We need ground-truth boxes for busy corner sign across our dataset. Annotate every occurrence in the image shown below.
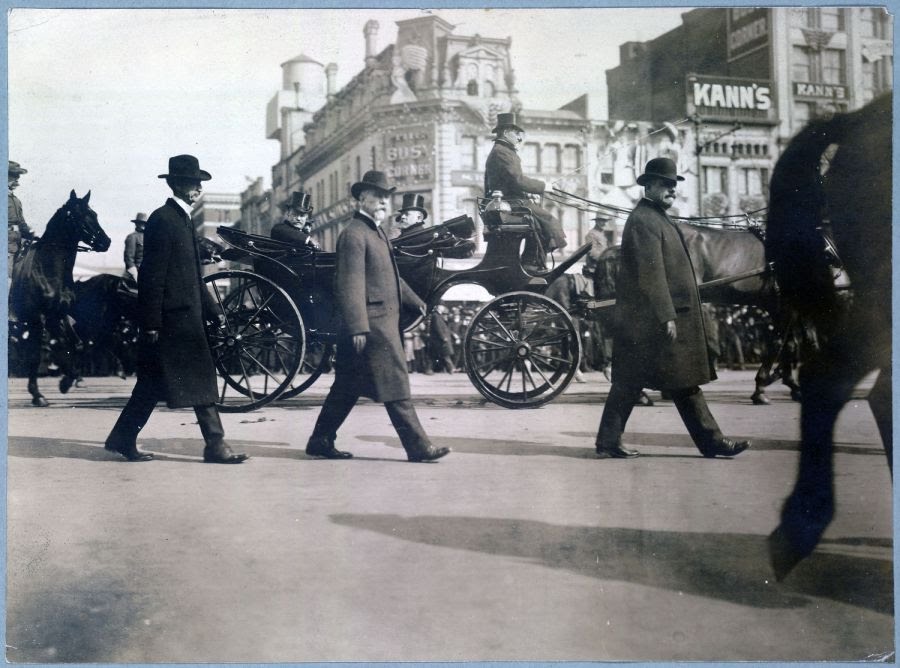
[727,8,770,62]
[687,74,775,124]
[383,125,434,186]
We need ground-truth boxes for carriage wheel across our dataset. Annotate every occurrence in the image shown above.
[277,339,335,399]
[464,291,580,409]
[204,270,305,412]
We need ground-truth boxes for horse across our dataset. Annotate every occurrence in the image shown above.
[8,190,111,406]
[576,226,802,404]
[765,94,891,581]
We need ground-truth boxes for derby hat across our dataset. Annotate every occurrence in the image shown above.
[289,191,313,213]
[157,154,212,181]
[131,212,149,224]
[8,161,27,176]
[395,193,428,221]
[351,170,396,200]
[492,112,524,134]
[636,157,684,187]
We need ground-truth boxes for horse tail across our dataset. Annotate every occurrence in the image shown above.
[765,102,877,314]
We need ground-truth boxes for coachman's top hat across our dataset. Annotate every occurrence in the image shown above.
[351,170,396,200]
[636,157,684,187]
[395,193,428,221]
[131,212,148,224]
[492,112,524,134]
[8,161,27,176]
[289,191,313,213]
[157,154,212,181]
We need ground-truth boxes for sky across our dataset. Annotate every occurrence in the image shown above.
[8,7,686,271]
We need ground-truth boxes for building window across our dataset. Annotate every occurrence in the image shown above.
[484,81,496,97]
[460,135,478,170]
[542,144,560,174]
[521,142,540,173]
[793,101,813,126]
[370,146,376,170]
[562,145,581,173]
[861,58,892,103]
[791,8,844,31]
[600,172,613,185]
[702,166,728,194]
[738,167,769,197]
[355,156,361,182]
[793,46,846,85]
[467,80,479,96]
[821,48,845,85]
[792,46,811,82]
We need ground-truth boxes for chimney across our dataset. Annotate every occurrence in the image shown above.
[364,20,379,68]
[325,63,338,100]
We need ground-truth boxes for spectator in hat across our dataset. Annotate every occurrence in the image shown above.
[582,212,613,279]
[123,212,147,282]
[105,154,247,464]
[8,160,36,276]
[389,192,428,240]
[271,190,319,249]
[304,170,450,462]
[595,157,750,460]
[484,112,567,266]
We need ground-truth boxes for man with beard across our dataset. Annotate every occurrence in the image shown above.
[304,170,450,462]
[594,158,750,460]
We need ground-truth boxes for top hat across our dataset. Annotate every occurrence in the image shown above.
[395,193,428,221]
[351,170,396,200]
[157,154,212,181]
[492,112,524,134]
[8,161,27,176]
[131,212,148,224]
[289,191,313,213]
[636,157,684,187]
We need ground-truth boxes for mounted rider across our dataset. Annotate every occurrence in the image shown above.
[484,112,567,261]
[8,160,36,277]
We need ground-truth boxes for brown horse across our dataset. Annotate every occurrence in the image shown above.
[8,191,110,405]
[765,94,892,580]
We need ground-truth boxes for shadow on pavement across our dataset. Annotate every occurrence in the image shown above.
[329,513,893,615]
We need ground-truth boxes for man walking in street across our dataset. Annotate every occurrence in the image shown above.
[305,170,450,462]
[595,157,750,459]
[105,154,247,464]
[123,212,146,282]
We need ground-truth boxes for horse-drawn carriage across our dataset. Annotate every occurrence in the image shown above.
[203,205,592,412]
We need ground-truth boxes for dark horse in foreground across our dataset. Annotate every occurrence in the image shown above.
[8,191,111,405]
[765,94,892,580]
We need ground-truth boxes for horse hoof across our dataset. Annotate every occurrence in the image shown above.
[751,392,770,405]
[768,526,805,582]
[790,390,802,402]
[31,396,49,407]
[59,376,74,394]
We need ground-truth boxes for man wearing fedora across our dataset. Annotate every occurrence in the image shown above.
[594,157,751,460]
[123,212,147,282]
[8,160,36,277]
[271,190,319,249]
[305,170,450,463]
[582,212,613,280]
[484,112,567,261]
[105,154,247,464]
[389,192,428,240]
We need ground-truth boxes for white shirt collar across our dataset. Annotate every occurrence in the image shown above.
[357,208,380,228]
[172,196,194,219]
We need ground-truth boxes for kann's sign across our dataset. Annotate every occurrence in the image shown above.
[793,82,848,100]
[687,75,775,123]
[727,8,770,62]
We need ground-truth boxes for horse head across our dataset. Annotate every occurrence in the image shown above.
[44,190,111,253]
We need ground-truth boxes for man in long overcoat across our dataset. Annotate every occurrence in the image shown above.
[105,154,247,464]
[304,170,450,462]
[595,157,751,459]
[484,112,567,256]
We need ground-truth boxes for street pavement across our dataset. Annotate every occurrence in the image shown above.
[5,369,894,663]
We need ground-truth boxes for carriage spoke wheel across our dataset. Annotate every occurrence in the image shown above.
[464,291,580,408]
[277,338,335,399]
[204,270,305,412]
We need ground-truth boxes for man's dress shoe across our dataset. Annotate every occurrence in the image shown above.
[701,438,751,458]
[105,440,154,462]
[306,443,353,459]
[203,442,249,464]
[408,445,451,462]
[595,444,640,459]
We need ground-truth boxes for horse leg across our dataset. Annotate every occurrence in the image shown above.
[49,316,82,394]
[768,351,869,580]
[868,366,892,475]
[23,319,49,407]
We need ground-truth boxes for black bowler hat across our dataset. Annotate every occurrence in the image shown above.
[289,191,313,213]
[351,170,396,200]
[157,154,212,181]
[636,157,684,187]
[492,112,524,134]
[395,193,428,222]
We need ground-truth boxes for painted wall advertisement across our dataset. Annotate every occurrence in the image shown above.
[383,125,434,185]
